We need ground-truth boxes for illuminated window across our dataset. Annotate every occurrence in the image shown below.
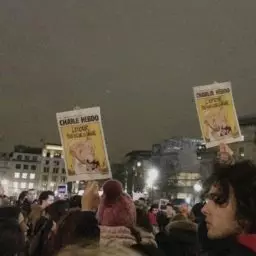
[60,176,66,183]
[22,173,28,179]
[54,153,61,158]
[20,182,26,189]
[28,183,34,189]
[30,173,35,180]
[14,172,20,178]
[13,182,18,188]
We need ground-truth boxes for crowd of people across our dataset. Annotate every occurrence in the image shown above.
[0,145,256,256]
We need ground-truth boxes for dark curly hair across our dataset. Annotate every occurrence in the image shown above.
[204,160,256,233]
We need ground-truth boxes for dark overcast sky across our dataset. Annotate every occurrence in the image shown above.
[1,0,256,161]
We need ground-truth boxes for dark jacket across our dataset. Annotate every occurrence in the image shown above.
[198,221,256,256]
[156,219,198,256]
[199,236,256,256]
[20,199,32,219]
[156,211,170,232]
[39,210,100,256]
[0,206,20,220]
[132,244,166,256]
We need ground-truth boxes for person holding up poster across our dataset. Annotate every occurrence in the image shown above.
[56,107,111,182]
[193,82,243,148]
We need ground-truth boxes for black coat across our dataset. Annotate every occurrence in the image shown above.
[0,206,20,220]
[156,220,198,256]
[198,221,256,256]
[199,238,256,256]
[131,244,166,256]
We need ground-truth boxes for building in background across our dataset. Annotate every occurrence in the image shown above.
[234,115,256,162]
[6,145,42,196]
[196,143,217,182]
[39,144,66,192]
[197,115,256,183]
[111,163,126,187]
[0,144,67,196]
[124,150,153,195]
[2,115,256,198]
[152,137,203,201]
[0,153,11,195]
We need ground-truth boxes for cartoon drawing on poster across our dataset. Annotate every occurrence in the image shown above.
[193,82,243,148]
[56,107,111,181]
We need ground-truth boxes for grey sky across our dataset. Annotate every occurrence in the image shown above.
[1,0,256,160]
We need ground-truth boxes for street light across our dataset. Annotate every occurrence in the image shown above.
[1,179,8,186]
[146,168,158,202]
[146,168,158,187]
[186,197,191,204]
[193,182,202,193]
[136,161,142,167]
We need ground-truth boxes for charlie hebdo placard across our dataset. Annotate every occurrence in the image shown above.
[193,82,243,148]
[56,107,111,182]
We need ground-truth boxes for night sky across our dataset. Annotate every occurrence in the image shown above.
[1,1,256,161]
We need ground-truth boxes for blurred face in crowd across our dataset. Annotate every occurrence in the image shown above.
[179,203,189,217]
[138,198,146,205]
[166,205,175,218]
[151,208,158,215]
[202,185,240,239]
[27,190,36,203]
[42,195,54,209]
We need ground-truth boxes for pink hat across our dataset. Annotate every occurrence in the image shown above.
[97,180,136,228]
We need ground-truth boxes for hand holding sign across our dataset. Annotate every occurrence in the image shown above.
[193,82,243,148]
[82,181,100,212]
[56,107,111,182]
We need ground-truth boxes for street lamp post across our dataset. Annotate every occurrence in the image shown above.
[193,181,202,203]
[146,168,158,202]
[193,182,202,193]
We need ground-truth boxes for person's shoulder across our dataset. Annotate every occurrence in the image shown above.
[230,243,256,256]
[0,206,20,220]
[30,204,42,215]
[131,244,166,256]
[166,220,197,234]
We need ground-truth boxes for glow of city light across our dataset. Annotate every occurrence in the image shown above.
[186,197,191,204]
[2,179,8,185]
[194,182,202,193]
[136,161,142,167]
[146,168,158,187]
